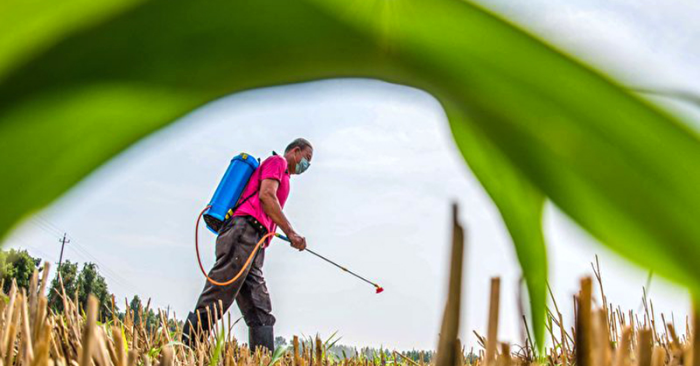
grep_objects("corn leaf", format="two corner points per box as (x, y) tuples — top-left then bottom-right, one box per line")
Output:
(209, 326), (226, 366)
(444, 101), (547, 350)
(2, 0), (700, 352)
(270, 345), (289, 366)
(0, 0), (144, 79)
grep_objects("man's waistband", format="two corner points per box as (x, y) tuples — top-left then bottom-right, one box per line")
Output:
(236, 215), (268, 238)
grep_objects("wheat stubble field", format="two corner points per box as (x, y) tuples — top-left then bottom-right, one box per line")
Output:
(0, 207), (695, 366)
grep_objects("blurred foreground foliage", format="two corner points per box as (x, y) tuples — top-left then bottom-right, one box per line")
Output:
(2, 0), (699, 351)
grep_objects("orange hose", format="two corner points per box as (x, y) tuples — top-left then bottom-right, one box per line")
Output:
(195, 206), (275, 287)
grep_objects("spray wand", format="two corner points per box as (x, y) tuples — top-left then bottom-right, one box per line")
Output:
(195, 207), (383, 293)
(274, 233), (384, 294)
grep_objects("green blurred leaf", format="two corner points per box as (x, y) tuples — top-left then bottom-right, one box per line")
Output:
(2, 0), (700, 353)
(269, 345), (288, 366)
(209, 327), (225, 366)
(0, 0), (144, 80)
(636, 88), (700, 109)
(444, 101), (547, 350)
(121, 325), (129, 353)
(0, 0), (380, 238)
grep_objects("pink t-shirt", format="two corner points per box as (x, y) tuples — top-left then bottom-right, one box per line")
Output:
(233, 155), (291, 243)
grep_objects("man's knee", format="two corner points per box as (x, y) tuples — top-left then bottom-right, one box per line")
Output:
(238, 288), (275, 326)
(240, 295), (275, 326)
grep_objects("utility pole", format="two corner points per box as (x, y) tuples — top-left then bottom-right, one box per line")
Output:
(58, 233), (70, 270)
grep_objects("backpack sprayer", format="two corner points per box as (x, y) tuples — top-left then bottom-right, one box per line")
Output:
(195, 153), (384, 294)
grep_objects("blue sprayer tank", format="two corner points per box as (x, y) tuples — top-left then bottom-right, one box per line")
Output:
(203, 153), (259, 233)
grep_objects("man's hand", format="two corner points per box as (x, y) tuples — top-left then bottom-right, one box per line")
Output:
(288, 232), (307, 251)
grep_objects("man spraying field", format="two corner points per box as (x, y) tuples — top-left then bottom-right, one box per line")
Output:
(184, 138), (313, 351)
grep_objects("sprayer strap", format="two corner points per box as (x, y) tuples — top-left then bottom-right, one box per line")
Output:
(224, 189), (258, 221)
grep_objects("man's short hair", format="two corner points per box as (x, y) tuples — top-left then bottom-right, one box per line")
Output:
(285, 138), (313, 153)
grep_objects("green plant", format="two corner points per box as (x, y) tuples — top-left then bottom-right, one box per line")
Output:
(269, 345), (288, 366)
(209, 328), (226, 366)
(2, 0), (699, 351)
(321, 331), (342, 361)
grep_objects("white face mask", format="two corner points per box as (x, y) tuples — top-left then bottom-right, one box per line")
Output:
(295, 156), (310, 174)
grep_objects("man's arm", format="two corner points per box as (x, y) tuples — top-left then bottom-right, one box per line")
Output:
(259, 178), (306, 251)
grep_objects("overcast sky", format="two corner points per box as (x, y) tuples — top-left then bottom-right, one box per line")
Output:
(4, 0), (699, 352)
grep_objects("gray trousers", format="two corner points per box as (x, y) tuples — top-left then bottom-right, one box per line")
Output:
(191, 216), (276, 332)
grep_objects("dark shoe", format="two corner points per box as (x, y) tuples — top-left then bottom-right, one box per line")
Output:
(249, 325), (274, 353)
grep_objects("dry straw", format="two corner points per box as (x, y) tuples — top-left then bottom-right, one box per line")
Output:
(2, 204), (699, 366)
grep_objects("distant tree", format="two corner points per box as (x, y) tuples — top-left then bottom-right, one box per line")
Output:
(48, 261), (115, 319)
(275, 336), (287, 348)
(77, 263), (111, 318)
(48, 261), (79, 314)
(129, 294), (142, 321)
(399, 350), (434, 363)
(128, 294), (158, 331)
(0, 249), (41, 292)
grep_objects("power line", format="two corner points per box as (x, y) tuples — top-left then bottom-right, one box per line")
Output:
(69, 240), (134, 284)
(29, 217), (63, 238)
(64, 244), (135, 295)
(8, 236), (55, 261)
(66, 243), (137, 293)
(34, 215), (66, 236)
(22, 218), (139, 295)
(62, 239), (136, 291)
(24, 215), (144, 295)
